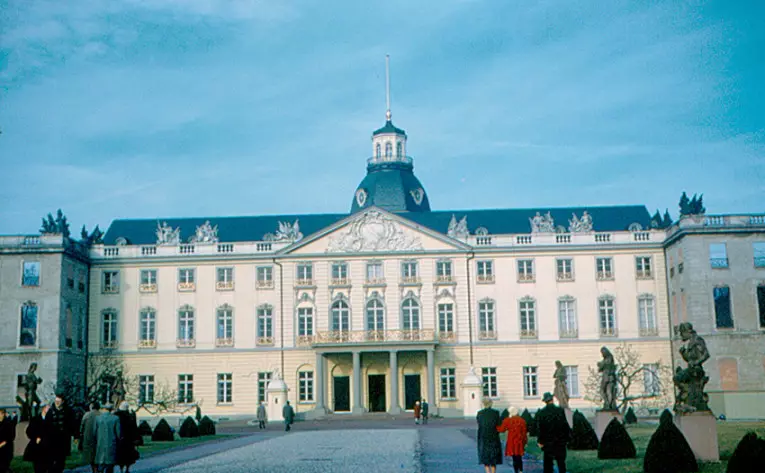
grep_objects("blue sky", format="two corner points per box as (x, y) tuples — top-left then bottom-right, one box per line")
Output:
(1, 0), (763, 235)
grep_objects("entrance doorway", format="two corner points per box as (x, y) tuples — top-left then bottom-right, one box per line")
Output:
(368, 374), (386, 412)
(404, 374), (421, 410)
(333, 376), (350, 412)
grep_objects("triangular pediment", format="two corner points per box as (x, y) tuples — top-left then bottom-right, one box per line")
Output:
(279, 208), (469, 255)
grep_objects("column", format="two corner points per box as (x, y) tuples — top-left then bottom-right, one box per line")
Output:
(389, 350), (401, 414)
(426, 349), (436, 410)
(352, 351), (363, 414)
(315, 352), (325, 414)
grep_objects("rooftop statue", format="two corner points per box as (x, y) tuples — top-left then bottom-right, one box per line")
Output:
(192, 221), (219, 243)
(156, 221), (181, 245)
(569, 211), (594, 233)
(530, 211), (556, 233)
(447, 215), (469, 240)
(274, 219), (303, 242)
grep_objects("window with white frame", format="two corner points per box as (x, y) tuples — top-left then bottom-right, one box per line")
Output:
(517, 259), (534, 281)
(140, 269), (157, 285)
(217, 305), (234, 342)
(478, 300), (495, 339)
(217, 373), (233, 403)
(635, 256), (652, 278)
(178, 305), (195, 342)
(565, 366), (580, 397)
(477, 260), (494, 282)
(519, 298), (537, 337)
(523, 366), (538, 398)
(331, 262), (348, 282)
(178, 268), (195, 286)
(366, 261), (384, 282)
(178, 374), (194, 403)
(258, 372), (272, 403)
(643, 364), (660, 395)
(438, 303), (454, 335)
(102, 309), (118, 347)
(22, 261), (41, 286)
(402, 298), (420, 330)
(366, 299), (384, 332)
(482, 367), (498, 398)
(139, 375), (154, 404)
(401, 261), (419, 282)
(217, 267), (234, 289)
(257, 305), (273, 342)
(296, 263), (313, 283)
(754, 242), (765, 268)
(557, 258), (573, 281)
(102, 270), (120, 293)
(139, 308), (156, 344)
(331, 300), (350, 332)
(436, 260), (452, 281)
(19, 301), (38, 347)
(558, 297), (577, 338)
(299, 371), (314, 402)
(596, 257), (613, 279)
(709, 243), (729, 268)
(599, 296), (616, 336)
(440, 367), (456, 399)
(638, 295), (657, 335)
(256, 266), (273, 287)
(298, 307), (314, 337)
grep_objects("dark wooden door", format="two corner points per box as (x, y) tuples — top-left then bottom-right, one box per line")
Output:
(333, 376), (350, 412)
(404, 374), (421, 410)
(368, 375), (386, 412)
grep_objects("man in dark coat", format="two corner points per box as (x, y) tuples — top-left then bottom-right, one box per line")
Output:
(282, 401), (295, 432)
(256, 402), (268, 429)
(536, 392), (572, 473)
(81, 402), (101, 473)
(0, 408), (15, 473)
(115, 402), (139, 473)
(46, 394), (75, 473)
(24, 404), (51, 473)
(421, 399), (429, 425)
(476, 397), (502, 473)
(94, 404), (121, 473)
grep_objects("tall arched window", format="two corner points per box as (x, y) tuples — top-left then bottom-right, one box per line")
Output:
(139, 307), (156, 344)
(102, 308), (118, 348)
(332, 299), (350, 332)
(478, 299), (495, 339)
(375, 143), (381, 158)
(366, 299), (385, 332)
(19, 301), (39, 347)
(598, 295), (616, 336)
(396, 142), (402, 158)
(217, 304), (234, 344)
(519, 297), (537, 338)
(637, 295), (657, 336)
(401, 298), (420, 331)
(558, 296), (577, 338)
(257, 304), (273, 344)
(385, 142), (392, 158)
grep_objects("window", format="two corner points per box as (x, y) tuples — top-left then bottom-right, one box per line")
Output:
(257, 266), (273, 288)
(217, 373), (233, 403)
(178, 374), (194, 404)
(709, 243), (728, 268)
(257, 305), (273, 343)
(78, 271), (86, 293)
(636, 256), (652, 278)
(19, 302), (38, 346)
(438, 303), (454, 335)
(216, 305), (234, 343)
(638, 295), (658, 336)
(523, 366), (538, 398)
(331, 300), (350, 332)
(436, 260), (452, 282)
(396, 141), (402, 158)
(296, 263), (313, 284)
(758, 285), (765, 329)
(258, 372), (272, 403)
(401, 261), (419, 282)
(138, 375), (154, 404)
(556, 259), (573, 281)
(596, 257), (613, 280)
(599, 296), (616, 336)
(482, 367), (498, 398)
(558, 297), (577, 338)
(565, 366), (579, 397)
(402, 298), (420, 330)
(102, 309), (118, 348)
(65, 304), (72, 347)
(297, 307), (314, 338)
(713, 286), (733, 328)
(216, 267), (234, 290)
(299, 371), (314, 402)
(102, 270), (119, 293)
(440, 367), (456, 399)
(517, 259), (534, 282)
(366, 261), (384, 283)
(66, 265), (74, 289)
(178, 305), (195, 344)
(140, 269), (157, 292)
(22, 261), (40, 286)
(139, 308), (156, 345)
(478, 300), (495, 339)
(519, 298), (537, 338)
(366, 299), (384, 332)
(385, 142), (392, 157)
(754, 242), (765, 268)
(477, 260), (494, 283)
(643, 364), (660, 395)
(331, 262), (348, 283)
(178, 268), (195, 290)
(375, 143), (381, 158)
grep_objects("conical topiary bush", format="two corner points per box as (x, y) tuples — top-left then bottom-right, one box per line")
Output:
(727, 432), (765, 473)
(179, 416), (199, 438)
(199, 415), (216, 436)
(644, 410), (697, 473)
(151, 418), (175, 442)
(138, 420), (153, 437)
(569, 410), (599, 450)
(521, 409), (537, 437)
(624, 406), (637, 424)
(598, 417), (636, 459)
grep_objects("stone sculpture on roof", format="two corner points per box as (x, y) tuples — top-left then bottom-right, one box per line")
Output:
(530, 211), (556, 233)
(327, 210), (423, 253)
(156, 221), (181, 245)
(447, 215), (469, 240)
(192, 220), (219, 243)
(568, 211), (594, 233)
(272, 219), (303, 242)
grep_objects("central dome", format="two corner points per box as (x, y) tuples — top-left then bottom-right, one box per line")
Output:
(351, 159), (431, 213)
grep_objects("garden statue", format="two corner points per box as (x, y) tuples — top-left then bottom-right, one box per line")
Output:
(598, 347), (618, 410)
(673, 322), (711, 412)
(111, 369), (126, 406)
(553, 360), (570, 408)
(17, 362), (42, 421)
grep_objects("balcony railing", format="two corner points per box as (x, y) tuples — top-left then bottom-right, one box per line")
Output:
(755, 257), (765, 268)
(330, 278), (350, 286)
(595, 233), (612, 243)
(557, 272), (574, 282)
(438, 331), (456, 342)
(177, 338), (196, 348)
(138, 339), (156, 349)
(556, 234), (571, 244)
(257, 336), (274, 346)
(296, 335), (315, 347)
(101, 340), (118, 350)
(215, 338), (234, 347)
(312, 329), (436, 345)
(401, 276), (421, 285)
(256, 280), (274, 289)
(295, 278), (314, 287)
(178, 282), (196, 292)
(600, 327), (617, 337)
(710, 258), (729, 269)
(597, 271), (614, 280)
(435, 275), (453, 284)
(636, 270), (653, 279)
(517, 274), (535, 283)
(139, 283), (157, 293)
(102, 285), (119, 294)
(365, 277), (386, 286)
(478, 330), (497, 340)
(639, 327), (659, 337)
(559, 328), (578, 339)
(216, 281), (234, 291)
(477, 274), (495, 284)
(520, 329), (538, 339)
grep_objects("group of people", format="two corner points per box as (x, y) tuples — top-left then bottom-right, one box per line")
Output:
(78, 401), (141, 473)
(255, 400), (295, 432)
(12, 394), (79, 473)
(412, 399), (429, 424)
(477, 392), (571, 473)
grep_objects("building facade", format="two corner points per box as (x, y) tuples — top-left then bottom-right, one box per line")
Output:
(664, 214), (765, 419)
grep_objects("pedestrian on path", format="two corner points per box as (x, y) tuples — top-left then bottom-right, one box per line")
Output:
(536, 392), (571, 473)
(94, 404), (121, 473)
(115, 402), (139, 473)
(256, 402), (267, 429)
(0, 408), (15, 473)
(497, 406), (527, 473)
(282, 401), (294, 432)
(80, 402), (101, 473)
(24, 403), (51, 473)
(46, 393), (75, 473)
(421, 399), (429, 425)
(476, 397), (502, 473)
(414, 401), (421, 425)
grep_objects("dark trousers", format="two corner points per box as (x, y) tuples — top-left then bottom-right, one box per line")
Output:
(422, 415), (428, 424)
(285, 421), (291, 431)
(542, 446), (566, 473)
(34, 462), (49, 473)
(258, 420), (266, 429)
(511, 454), (523, 472)
(49, 455), (67, 473)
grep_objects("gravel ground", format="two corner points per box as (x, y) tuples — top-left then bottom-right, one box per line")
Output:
(158, 429), (420, 473)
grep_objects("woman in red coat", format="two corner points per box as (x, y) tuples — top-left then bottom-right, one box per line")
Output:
(413, 401), (421, 425)
(497, 406), (528, 473)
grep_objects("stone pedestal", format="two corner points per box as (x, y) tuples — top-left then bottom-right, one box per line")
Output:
(674, 411), (719, 462)
(14, 421), (29, 457)
(564, 408), (573, 428)
(461, 367), (483, 418)
(266, 377), (288, 422)
(595, 410), (622, 440)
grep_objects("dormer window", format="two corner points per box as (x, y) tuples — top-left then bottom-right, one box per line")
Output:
(396, 142), (402, 157)
(385, 142), (392, 158)
(376, 143), (381, 158)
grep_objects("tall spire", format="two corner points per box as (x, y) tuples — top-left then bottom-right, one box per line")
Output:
(385, 54), (391, 121)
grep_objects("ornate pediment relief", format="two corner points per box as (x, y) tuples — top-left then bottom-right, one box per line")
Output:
(326, 210), (423, 253)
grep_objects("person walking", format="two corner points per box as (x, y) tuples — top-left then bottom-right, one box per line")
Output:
(80, 402), (101, 473)
(476, 397), (503, 473)
(256, 402), (268, 429)
(0, 408), (15, 473)
(46, 393), (75, 473)
(94, 404), (121, 473)
(421, 399), (429, 425)
(413, 401), (421, 425)
(497, 406), (528, 473)
(282, 401), (294, 432)
(24, 403), (51, 473)
(114, 402), (139, 473)
(536, 392), (572, 473)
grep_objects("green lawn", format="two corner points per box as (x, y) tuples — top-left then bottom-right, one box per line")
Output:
(525, 421), (765, 473)
(9, 435), (229, 473)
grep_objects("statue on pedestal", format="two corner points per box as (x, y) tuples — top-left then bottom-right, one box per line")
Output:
(673, 323), (711, 412)
(553, 360), (570, 408)
(111, 369), (126, 407)
(598, 347), (618, 410)
(17, 362), (42, 421)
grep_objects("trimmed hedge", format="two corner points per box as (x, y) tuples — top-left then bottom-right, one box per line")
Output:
(138, 420), (153, 437)
(199, 415), (216, 436)
(624, 407), (638, 425)
(179, 416), (200, 438)
(644, 410), (697, 473)
(569, 410), (599, 450)
(151, 418), (175, 442)
(598, 418), (636, 459)
(727, 432), (765, 473)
